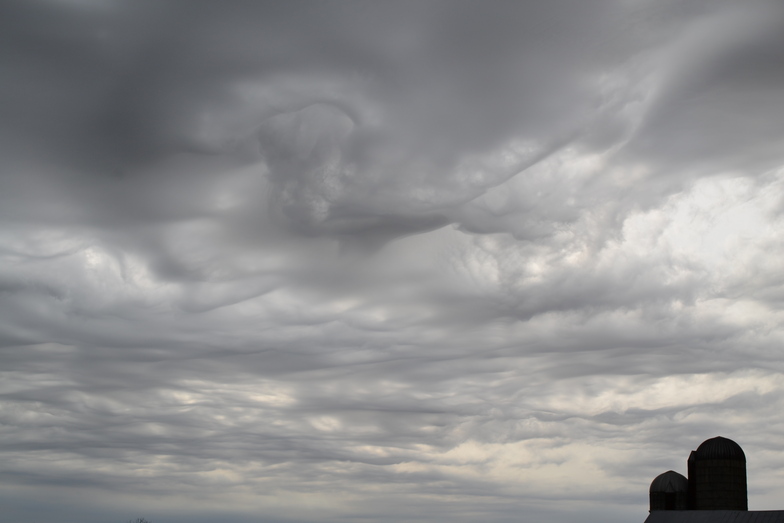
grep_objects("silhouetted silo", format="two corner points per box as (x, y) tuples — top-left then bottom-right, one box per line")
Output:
(689, 436), (747, 510)
(687, 450), (697, 509)
(650, 470), (689, 511)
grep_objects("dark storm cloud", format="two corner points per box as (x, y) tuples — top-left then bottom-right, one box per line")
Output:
(3, 1), (784, 523)
(2, 0), (625, 239)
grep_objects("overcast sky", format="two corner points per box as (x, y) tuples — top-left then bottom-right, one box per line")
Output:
(3, 1), (784, 522)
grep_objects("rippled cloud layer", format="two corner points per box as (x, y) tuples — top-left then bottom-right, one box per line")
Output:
(2, 1), (784, 522)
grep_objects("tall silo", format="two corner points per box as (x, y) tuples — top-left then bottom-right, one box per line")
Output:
(689, 436), (747, 510)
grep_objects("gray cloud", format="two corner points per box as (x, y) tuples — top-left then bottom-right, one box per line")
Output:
(3, 1), (784, 522)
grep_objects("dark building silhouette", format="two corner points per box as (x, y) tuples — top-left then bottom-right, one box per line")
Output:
(649, 436), (747, 513)
(686, 451), (697, 510)
(650, 471), (689, 510)
(646, 512), (784, 522)
(641, 436), (784, 523)
(690, 436), (747, 510)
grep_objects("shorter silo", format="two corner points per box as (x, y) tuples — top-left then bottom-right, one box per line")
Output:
(650, 470), (689, 511)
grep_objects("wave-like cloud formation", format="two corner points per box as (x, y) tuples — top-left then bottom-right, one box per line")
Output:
(2, 1), (784, 522)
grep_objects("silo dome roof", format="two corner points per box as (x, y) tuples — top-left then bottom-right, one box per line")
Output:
(650, 470), (688, 493)
(694, 436), (746, 461)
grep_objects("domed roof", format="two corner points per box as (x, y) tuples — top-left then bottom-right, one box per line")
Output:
(650, 470), (688, 493)
(694, 436), (745, 461)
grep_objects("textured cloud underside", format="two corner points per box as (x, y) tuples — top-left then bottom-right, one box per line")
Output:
(2, 1), (784, 523)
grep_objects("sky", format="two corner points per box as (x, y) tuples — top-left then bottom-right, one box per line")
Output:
(2, 1), (784, 522)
